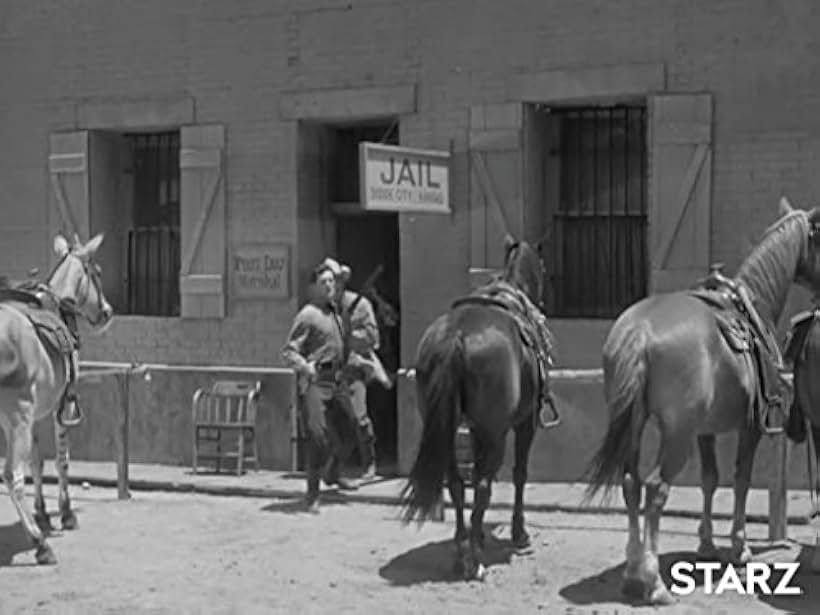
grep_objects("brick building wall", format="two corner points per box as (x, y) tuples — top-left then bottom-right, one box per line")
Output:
(1, 0), (820, 368)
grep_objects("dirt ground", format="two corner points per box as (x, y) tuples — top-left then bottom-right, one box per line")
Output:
(1, 484), (820, 615)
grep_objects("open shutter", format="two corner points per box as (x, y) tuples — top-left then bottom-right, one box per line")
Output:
(468, 103), (524, 289)
(649, 93), (713, 294)
(48, 131), (91, 243)
(179, 124), (227, 319)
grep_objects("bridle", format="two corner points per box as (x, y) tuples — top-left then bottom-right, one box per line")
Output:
(46, 251), (107, 327)
(504, 240), (548, 312)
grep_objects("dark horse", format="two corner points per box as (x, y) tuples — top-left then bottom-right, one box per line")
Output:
(583, 198), (820, 605)
(400, 235), (553, 581)
(786, 289), (820, 571)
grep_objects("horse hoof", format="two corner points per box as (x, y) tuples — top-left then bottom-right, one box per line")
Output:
(697, 540), (719, 561)
(647, 583), (676, 606)
(473, 563), (487, 582)
(621, 578), (645, 599)
(35, 544), (57, 566)
(512, 530), (531, 551)
(61, 512), (78, 531)
(731, 546), (752, 565)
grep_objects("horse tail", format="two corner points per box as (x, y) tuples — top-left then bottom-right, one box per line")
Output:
(582, 319), (650, 504)
(400, 325), (465, 524)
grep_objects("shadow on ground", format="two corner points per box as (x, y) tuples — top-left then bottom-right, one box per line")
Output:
(0, 521), (37, 567)
(758, 543), (820, 615)
(260, 496), (351, 515)
(379, 523), (518, 586)
(560, 542), (792, 609)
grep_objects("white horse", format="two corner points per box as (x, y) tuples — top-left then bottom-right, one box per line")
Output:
(0, 233), (112, 564)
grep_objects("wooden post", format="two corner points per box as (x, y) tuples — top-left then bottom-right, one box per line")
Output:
(768, 431), (789, 541)
(116, 371), (131, 500)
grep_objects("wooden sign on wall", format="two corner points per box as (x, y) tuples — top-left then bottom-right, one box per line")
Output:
(231, 243), (291, 300)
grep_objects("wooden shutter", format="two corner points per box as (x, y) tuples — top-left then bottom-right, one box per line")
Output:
(468, 103), (524, 289)
(179, 124), (227, 319)
(48, 131), (91, 242)
(649, 93), (713, 294)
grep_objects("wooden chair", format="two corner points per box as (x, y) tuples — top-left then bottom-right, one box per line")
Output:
(192, 380), (261, 476)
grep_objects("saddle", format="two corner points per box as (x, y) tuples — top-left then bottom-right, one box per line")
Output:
(689, 264), (791, 435)
(451, 279), (559, 429)
(0, 278), (81, 425)
(0, 281), (78, 356)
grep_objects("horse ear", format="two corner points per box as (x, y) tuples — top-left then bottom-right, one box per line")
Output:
(503, 234), (517, 251)
(83, 233), (104, 256)
(53, 235), (70, 257)
(779, 196), (794, 216)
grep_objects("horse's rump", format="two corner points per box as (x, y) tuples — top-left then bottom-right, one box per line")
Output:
(0, 303), (70, 391)
(450, 281), (554, 415)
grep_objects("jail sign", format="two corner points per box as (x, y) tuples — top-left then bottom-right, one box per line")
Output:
(359, 142), (451, 214)
(231, 243), (290, 300)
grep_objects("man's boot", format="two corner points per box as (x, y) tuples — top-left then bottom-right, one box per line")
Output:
(304, 476), (320, 514)
(322, 456), (358, 491)
(361, 439), (377, 480)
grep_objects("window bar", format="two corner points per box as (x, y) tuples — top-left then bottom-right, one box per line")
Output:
(590, 110), (597, 316)
(557, 115), (567, 314)
(624, 108), (633, 303)
(608, 108), (615, 315)
(575, 111), (582, 315)
(574, 112), (582, 315)
(640, 108), (648, 298)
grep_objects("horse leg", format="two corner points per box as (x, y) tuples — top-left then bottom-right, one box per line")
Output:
(511, 418), (535, 550)
(638, 432), (690, 606)
(53, 415), (77, 530)
(4, 419), (56, 565)
(446, 459), (469, 577)
(31, 426), (53, 533)
(696, 434), (719, 559)
(621, 453), (645, 598)
(465, 437), (504, 582)
(729, 426), (761, 564)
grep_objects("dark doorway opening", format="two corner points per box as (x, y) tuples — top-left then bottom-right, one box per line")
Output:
(335, 213), (400, 473)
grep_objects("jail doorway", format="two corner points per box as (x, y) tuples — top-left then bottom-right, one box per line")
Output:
(335, 212), (401, 475)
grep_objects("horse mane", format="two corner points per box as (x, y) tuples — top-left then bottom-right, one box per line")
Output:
(736, 209), (809, 325)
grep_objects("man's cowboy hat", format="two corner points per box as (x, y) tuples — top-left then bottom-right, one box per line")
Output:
(319, 257), (352, 283)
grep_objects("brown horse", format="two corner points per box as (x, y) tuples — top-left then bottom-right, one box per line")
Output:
(0, 233), (113, 565)
(400, 235), (554, 581)
(583, 198), (820, 605)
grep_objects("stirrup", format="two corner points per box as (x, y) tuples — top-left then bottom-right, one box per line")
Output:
(537, 395), (561, 430)
(57, 398), (84, 427)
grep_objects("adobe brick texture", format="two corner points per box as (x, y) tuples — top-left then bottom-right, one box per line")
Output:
(1, 1), (819, 367)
